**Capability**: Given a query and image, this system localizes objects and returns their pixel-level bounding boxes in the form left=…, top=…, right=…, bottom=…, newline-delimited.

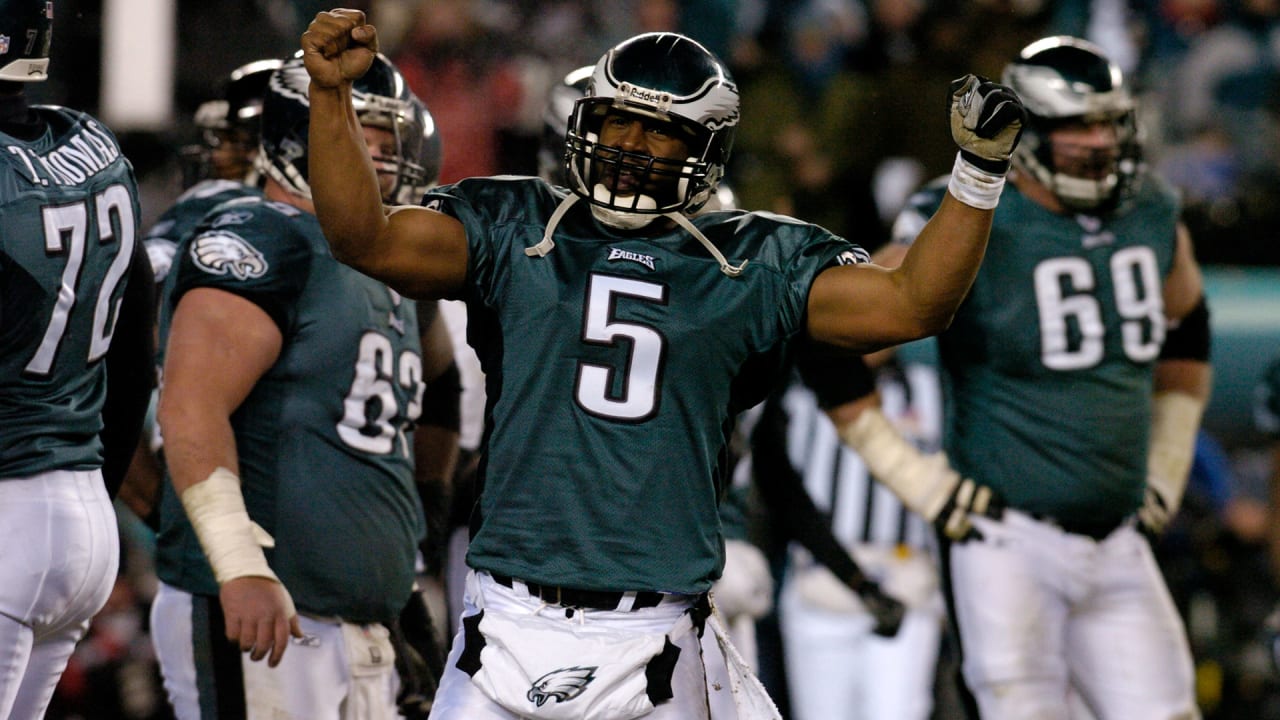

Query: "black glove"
left=389, top=617, right=434, bottom=719
left=949, top=74, right=1026, bottom=174
left=390, top=591, right=446, bottom=719
left=1136, top=487, right=1171, bottom=546
left=857, top=580, right=907, bottom=638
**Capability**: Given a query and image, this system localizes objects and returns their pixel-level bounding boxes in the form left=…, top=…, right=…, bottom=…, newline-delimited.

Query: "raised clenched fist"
left=301, top=9, right=379, bottom=89
left=949, top=74, right=1026, bottom=174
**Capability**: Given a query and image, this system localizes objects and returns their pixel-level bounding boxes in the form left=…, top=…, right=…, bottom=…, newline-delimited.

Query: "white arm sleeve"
left=838, top=407, right=959, bottom=522
left=1146, top=391, right=1206, bottom=513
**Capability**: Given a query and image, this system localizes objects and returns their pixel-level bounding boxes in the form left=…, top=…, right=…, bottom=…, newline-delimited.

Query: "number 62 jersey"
left=155, top=197, right=425, bottom=625
left=0, top=106, right=140, bottom=479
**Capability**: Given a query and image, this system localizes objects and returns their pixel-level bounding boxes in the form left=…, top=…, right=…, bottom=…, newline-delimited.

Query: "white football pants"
left=951, top=510, right=1199, bottom=720
left=430, top=570, right=772, bottom=720
left=0, top=469, right=119, bottom=719
left=778, top=566, right=941, bottom=720
left=151, top=582, right=398, bottom=719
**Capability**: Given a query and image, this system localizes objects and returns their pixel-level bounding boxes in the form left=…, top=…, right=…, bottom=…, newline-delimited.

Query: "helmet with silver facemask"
left=564, top=32, right=739, bottom=229
left=1002, top=36, right=1142, bottom=214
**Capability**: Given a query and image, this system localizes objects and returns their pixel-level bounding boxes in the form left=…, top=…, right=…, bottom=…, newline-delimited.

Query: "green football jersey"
left=155, top=197, right=424, bottom=624
left=142, top=178, right=264, bottom=282
left=425, top=177, right=863, bottom=594
left=0, top=107, right=141, bottom=478
left=895, top=177, right=1180, bottom=526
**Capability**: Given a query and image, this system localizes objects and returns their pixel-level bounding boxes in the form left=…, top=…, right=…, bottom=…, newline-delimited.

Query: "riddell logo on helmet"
left=617, top=83, right=672, bottom=112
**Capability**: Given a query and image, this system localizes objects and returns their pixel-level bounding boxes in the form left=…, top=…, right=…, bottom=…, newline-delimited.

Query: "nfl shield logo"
left=0, top=35, right=9, bottom=55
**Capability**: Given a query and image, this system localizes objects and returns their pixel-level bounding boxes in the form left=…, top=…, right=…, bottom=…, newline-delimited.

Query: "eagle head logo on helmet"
left=256, top=51, right=441, bottom=205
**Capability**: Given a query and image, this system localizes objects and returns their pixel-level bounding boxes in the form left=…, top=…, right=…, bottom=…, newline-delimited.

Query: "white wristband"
left=947, top=152, right=1007, bottom=210
left=1146, top=391, right=1206, bottom=512
left=839, top=407, right=959, bottom=522
left=180, top=467, right=280, bottom=585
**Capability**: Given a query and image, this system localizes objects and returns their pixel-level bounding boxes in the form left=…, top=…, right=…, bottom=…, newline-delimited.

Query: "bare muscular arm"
left=303, top=9, right=468, bottom=299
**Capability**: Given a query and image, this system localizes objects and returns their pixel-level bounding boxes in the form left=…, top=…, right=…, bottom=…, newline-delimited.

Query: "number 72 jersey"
left=0, top=106, right=140, bottom=478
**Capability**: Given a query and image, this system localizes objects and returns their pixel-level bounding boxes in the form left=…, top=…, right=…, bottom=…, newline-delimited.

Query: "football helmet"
left=565, top=32, right=739, bottom=228
left=182, top=58, right=282, bottom=185
left=0, top=0, right=54, bottom=82
left=1001, top=36, right=1141, bottom=213
left=257, top=51, right=438, bottom=204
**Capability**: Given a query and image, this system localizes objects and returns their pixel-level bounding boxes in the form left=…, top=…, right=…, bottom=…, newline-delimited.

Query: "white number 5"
left=576, top=274, right=668, bottom=421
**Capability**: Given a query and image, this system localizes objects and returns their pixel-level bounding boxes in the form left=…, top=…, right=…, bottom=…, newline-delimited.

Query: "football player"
left=862, top=36, right=1211, bottom=718
left=149, top=52, right=448, bottom=719
left=303, top=10, right=1025, bottom=719
left=144, top=59, right=281, bottom=286
left=118, top=59, right=283, bottom=532
left=0, top=0, right=152, bottom=716
left=530, top=67, right=908, bottom=676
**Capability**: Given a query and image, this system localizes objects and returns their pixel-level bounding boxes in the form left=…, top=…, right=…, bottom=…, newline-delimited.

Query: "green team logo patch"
left=190, top=230, right=268, bottom=280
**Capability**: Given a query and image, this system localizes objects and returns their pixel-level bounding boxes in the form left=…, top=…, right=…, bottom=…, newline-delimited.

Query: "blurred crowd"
left=23, top=0, right=1280, bottom=718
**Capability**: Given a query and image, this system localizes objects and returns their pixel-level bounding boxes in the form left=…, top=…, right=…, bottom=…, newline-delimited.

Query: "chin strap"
left=524, top=194, right=580, bottom=258
left=526, top=193, right=747, bottom=278
left=666, top=211, right=746, bottom=277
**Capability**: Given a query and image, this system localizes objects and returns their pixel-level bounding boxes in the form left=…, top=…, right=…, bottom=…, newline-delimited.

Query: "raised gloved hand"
left=948, top=74, right=1026, bottom=174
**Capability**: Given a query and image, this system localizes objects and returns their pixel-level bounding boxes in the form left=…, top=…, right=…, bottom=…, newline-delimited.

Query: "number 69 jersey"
left=427, top=177, right=863, bottom=596
left=893, top=175, right=1179, bottom=529
left=0, top=106, right=140, bottom=478
left=155, top=197, right=425, bottom=625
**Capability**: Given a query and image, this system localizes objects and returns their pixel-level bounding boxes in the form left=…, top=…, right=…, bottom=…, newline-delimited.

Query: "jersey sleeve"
left=169, top=200, right=312, bottom=333
left=761, top=216, right=868, bottom=337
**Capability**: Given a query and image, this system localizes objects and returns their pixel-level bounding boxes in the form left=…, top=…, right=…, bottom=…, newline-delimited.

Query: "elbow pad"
left=1160, top=296, right=1211, bottom=362
left=419, top=362, right=462, bottom=432
left=793, top=340, right=876, bottom=410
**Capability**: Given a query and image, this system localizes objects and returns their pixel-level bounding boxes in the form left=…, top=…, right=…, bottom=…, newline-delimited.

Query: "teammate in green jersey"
left=860, top=36, right=1213, bottom=719
left=151, top=52, right=453, bottom=719
left=0, top=0, right=153, bottom=715
left=302, top=9, right=1025, bottom=719
left=118, top=60, right=281, bottom=531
